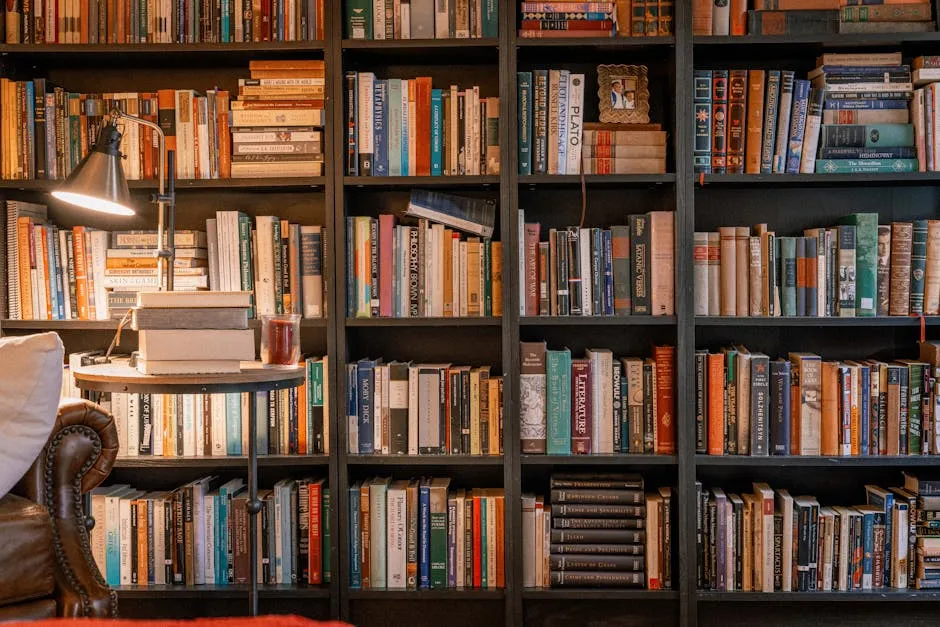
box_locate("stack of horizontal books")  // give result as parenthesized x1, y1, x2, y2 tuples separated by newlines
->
(582, 123, 667, 174)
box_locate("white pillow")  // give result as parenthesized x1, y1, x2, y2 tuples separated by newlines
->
(0, 332, 64, 499)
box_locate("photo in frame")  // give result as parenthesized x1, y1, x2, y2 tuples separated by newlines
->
(597, 64, 650, 124)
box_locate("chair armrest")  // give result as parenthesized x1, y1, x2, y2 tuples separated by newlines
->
(15, 399, 119, 618)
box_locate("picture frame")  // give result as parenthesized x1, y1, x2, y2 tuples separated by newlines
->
(597, 64, 650, 124)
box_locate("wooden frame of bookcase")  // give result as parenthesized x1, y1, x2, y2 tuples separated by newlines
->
(5, 0, 940, 625)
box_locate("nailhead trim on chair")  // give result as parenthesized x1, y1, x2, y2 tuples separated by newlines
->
(43, 424, 119, 618)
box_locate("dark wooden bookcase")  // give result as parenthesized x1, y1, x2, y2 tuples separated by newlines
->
(4, 1, 940, 625)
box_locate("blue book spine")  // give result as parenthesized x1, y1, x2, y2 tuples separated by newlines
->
(557, 70, 569, 174)
(860, 366, 870, 456)
(867, 490, 893, 585)
(771, 361, 791, 455)
(387, 79, 402, 176)
(25, 82, 34, 177)
(480, 501, 488, 588)
(546, 349, 572, 455)
(255, 392, 268, 455)
(862, 510, 874, 587)
(225, 393, 242, 455)
(602, 229, 614, 315)
(401, 81, 410, 176)
(357, 360, 375, 454)
(786, 79, 811, 174)
(373, 80, 389, 176)
(54, 233, 65, 319)
(221, 0, 229, 42)
(349, 484, 361, 587)
(517, 72, 533, 175)
(483, 0, 498, 37)
(693, 69, 713, 174)
(45, 96, 56, 179)
(431, 89, 443, 176)
(419, 483, 431, 589)
(824, 99, 909, 110)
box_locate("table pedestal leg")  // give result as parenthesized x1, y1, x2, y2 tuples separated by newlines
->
(247, 391, 262, 616)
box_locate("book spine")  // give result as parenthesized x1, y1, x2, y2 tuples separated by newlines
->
(726, 70, 747, 174)
(745, 69, 765, 174)
(786, 80, 811, 173)
(711, 70, 728, 174)
(774, 71, 795, 173)
(911, 220, 928, 315)
(693, 70, 713, 174)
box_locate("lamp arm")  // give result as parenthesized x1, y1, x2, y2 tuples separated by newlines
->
(109, 108, 176, 291)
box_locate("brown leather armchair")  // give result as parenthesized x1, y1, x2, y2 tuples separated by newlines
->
(0, 399, 119, 620)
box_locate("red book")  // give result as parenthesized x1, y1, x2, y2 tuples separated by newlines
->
(415, 77, 433, 176)
(571, 358, 592, 454)
(308, 480, 322, 585)
(711, 71, 729, 174)
(707, 352, 725, 455)
(520, 19, 615, 30)
(524, 222, 540, 316)
(726, 70, 747, 174)
(472, 493, 482, 588)
(654, 345, 676, 454)
(379, 214, 395, 317)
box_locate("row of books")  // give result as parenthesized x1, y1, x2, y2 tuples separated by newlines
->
(693, 0, 935, 36)
(520, 342, 675, 455)
(210, 212, 326, 320)
(228, 60, 325, 178)
(345, 72, 500, 177)
(697, 475, 938, 592)
(107, 359, 329, 456)
(348, 478, 504, 589)
(693, 217, 940, 318)
(89, 477, 331, 587)
(4, 0, 325, 44)
(522, 473, 672, 589)
(344, 0, 498, 39)
(694, 342, 940, 457)
(517, 1, 674, 39)
(0, 81, 234, 181)
(515, 69, 585, 176)
(694, 54, 926, 175)
(346, 360, 504, 456)
(346, 210, 502, 319)
(519, 210, 675, 317)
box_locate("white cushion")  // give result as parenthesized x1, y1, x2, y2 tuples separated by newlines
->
(0, 332, 64, 499)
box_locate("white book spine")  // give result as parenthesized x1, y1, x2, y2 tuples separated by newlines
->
(799, 104, 822, 174)
(153, 498, 165, 585)
(359, 73, 375, 169)
(126, 394, 140, 457)
(387, 486, 407, 588)
(371, 482, 389, 588)
(579, 228, 592, 316)
(192, 484, 205, 584)
(487, 496, 497, 587)
(33, 227, 46, 319)
(381, 366, 391, 454)
(434, 0, 448, 37)
(57, 229, 71, 320)
(521, 494, 536, 588)
(712, 0, 730, 35)
(459, 241, 469, 316)
(152, 395, 164, 457)
(90, 493, 108, 575)
(408, 366, 419, 454)
(118, 498, 132, 584)
(113, 393, 128, 457)
(601, 352, 613, 454)
(455, 493, 465, 588)
(204, 493, 215, 584)
(211, 394, 226, 456)
(374, 365, 384, 453)
(565, 74, 585, 175)
(375, 0, 386, 39)
(183, 395, 196, 457)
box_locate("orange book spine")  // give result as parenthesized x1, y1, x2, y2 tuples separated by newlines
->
(820, 361, 839, 455)
(730, 0, 747, 35)
(692, 0, 713, 34)
(360, 484, 370, 588)
(654, 345, 676, 454)
(491, 241, 503, 317)
(137, 500, 148, 585)
(707, 353, 725, 455)
(193, 95, 201, 180)
(156, 89, 177, 167)
(17, 217, 34, 320)
(849, 366, 860, 456)
(81, 0, 89, 42)
(217, 90, 232, 179)
(745, 70, 765, 174)
(495, 493, 505, 588)
(72, 226, 89, 320)
(416, 77, 432, 177)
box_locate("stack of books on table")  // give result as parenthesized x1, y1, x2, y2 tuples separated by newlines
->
(694, 0, 934, 37)
(132, 291, 255, 375)
(523, 473, 672, 589)
(348, 477, 505, 589)
(230, 60, 326, 178)
(519, 342, 676, 455)
(89, 477, 331, 587)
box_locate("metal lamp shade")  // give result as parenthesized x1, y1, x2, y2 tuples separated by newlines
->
(51, 122, 135, 216)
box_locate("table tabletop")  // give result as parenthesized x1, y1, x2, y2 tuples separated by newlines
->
(72, 360, 305, 394)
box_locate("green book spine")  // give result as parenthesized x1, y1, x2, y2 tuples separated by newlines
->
(907, 363, 923, 455)
(724, 349, 738, 455)
(780, 236, 797, 316)
(483, 0, 498, 37)
(480, 499, 488, 588)
(429, 486, 448, 588)
(322, 488, 331, 583)
(546, 348, 572, 455)
(911, 219, 928, 314)
(818, 125, 915, 149)
(345, 0, 373, 38)
(843, 213, 878, 317)
(816, 159, 918, 174)
(237, 214, 256, 319)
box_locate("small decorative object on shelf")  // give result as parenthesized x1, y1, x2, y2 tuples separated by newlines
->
(520, 342, 675, 455)
(695, 340, 940, 457)
(523, 473, 672, 589)
(261, 313, 301, 367)
(597, 64, 649, 124)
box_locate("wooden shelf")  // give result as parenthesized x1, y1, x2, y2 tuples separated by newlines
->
(342, 38, 498, 49)
(348, 588, 505, 600)
(699, 173, 940, 186)
(343, 175, 499, 188)
(346, 455, 504, 467)
(115, 584, 331, 599)
(516, 36, 675, 49)
(520, 316, 676, 326)
(521, 454, 676, 466)
(1, 318, 328, 330)
(696, 455, 940, 467)
(522, 589, 678, 600)
(0, 177, 327, 191)
(519, 174, 675, 186)
(695, 316, 939, 327)
(0, 42, 326, 54)
(693, 33, 940, 48)
(346, 317, 501, 327)
(696, 590, 940, 602)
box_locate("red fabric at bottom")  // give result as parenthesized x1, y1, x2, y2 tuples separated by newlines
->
(11, 616, 350, 627)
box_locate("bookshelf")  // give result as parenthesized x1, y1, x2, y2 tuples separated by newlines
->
(3, 1, 940, 626)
